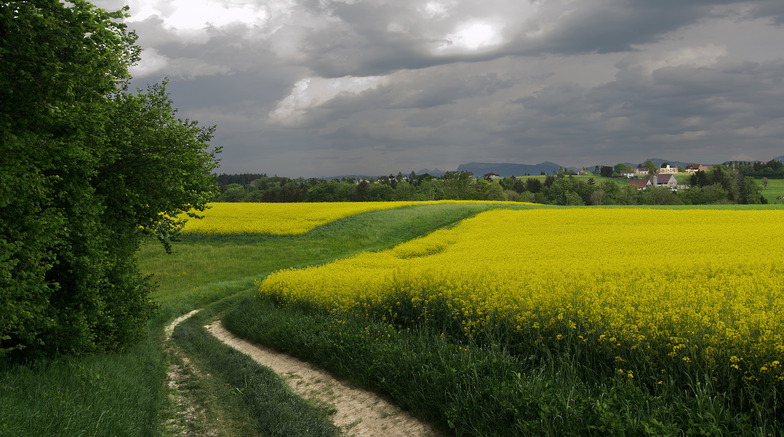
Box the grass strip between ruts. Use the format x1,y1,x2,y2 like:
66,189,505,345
171,290,340,437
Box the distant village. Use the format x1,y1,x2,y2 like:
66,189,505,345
480,162,711,192
215,158,782,205
600,164,711,192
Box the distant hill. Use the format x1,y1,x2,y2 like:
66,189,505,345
456,162,562,177
415,168,446,177
643,158,704,168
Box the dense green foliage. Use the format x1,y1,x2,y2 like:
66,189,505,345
0,1,219,358
734,159,784,179
688,166,764,204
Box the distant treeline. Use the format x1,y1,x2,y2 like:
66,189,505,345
732,159,784,179
213,166,765,206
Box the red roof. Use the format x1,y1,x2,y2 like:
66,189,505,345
628,179,648,189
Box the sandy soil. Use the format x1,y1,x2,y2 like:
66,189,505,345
206,319,443,437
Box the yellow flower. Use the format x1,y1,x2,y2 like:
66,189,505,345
257,207,784,385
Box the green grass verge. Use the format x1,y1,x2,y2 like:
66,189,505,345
0,329,167,437
0,202,505,436
224,295,778,436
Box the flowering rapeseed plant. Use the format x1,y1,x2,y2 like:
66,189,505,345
259,208,784,388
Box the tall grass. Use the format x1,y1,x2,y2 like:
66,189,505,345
0,332,166,436
224,294,779,436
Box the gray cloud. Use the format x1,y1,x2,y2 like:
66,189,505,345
747,0,784,25
94,0,784,176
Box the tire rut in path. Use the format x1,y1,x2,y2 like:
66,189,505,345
205,318,443,437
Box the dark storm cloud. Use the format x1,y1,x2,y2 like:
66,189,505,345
747,0,784,25
499,55,784,164
516,1,707,54
288,0,765,77
95,0,784,175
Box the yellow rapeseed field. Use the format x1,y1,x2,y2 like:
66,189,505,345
181,201,526,235
259,208,784,386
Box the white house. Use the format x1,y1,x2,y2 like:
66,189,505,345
656,165,679,174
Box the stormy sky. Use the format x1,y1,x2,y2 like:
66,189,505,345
95,0,784,177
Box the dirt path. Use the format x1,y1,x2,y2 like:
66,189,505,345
166,309,202,340
163,309,219,436
206,319,443,437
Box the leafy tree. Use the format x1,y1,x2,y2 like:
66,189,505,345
476,180,505,200
642,160,658,174
690,166,760,204
393,180,415,200
305,180,352,202
368,183,395,201
543,178,579,205
512,178,526,193
1,1,219,358
640,187,682,205
351,180,370,201
219,184,248,202
680,184,729,205
600,166,614,177
691,170,710,187
417,179,441,200
736,175,762,204
589,190,605,205
600,180,620,201
442,171,475,199
526,178,543,193
614,163,632,173
564,191,585,206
